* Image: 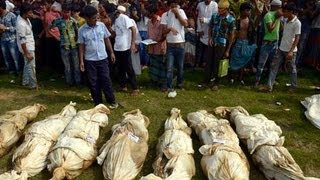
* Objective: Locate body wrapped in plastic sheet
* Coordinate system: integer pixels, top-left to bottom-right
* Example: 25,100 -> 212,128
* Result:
97,109 -> 149,180
187,110 -> 249,180
47,104 -> 110,180
215,106 -> 320,180
142,108 -> 195,180
0,104 -> 46,158
3,102 -> 77,180
301,94 -> 320,129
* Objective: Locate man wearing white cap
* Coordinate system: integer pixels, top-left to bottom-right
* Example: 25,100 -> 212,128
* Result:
255,0 -> 282,87
113,5 -> 140,96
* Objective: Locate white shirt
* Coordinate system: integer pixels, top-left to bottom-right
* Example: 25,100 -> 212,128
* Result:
196,1 -> 218,45
136,16 -> 149,32
16,15 -> 35,53
113,13 -> 134,51
279,16 -> 301,52
160,8 -> 188,43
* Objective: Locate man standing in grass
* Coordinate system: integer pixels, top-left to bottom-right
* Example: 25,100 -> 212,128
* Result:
161,0 -> 188,98
206,0 -> 236,90
51,3 -> 81,86
113,5 -> 140,96
229,2 -> 257,85
16,2 -> 37,89
266,3 -> 301,92
78,5 -> 118,109
255,0 -> 282,87
0,0 -> 21,75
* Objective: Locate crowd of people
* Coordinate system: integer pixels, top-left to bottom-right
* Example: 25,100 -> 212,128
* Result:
0,0 -> 319,106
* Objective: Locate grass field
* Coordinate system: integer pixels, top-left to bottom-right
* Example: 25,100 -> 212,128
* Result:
0,67 -> 319,180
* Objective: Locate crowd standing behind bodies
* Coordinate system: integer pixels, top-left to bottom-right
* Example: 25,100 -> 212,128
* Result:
0,0 -> 319,102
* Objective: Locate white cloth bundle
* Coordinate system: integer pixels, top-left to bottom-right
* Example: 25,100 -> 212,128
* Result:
0,104 -> 46,158
47,104 -> 110,180
301,94 -> 320,129
187,110 -> 249,180
215,106 -> 320,180
97,109 -> 149,180
9,102 -> 77,178
142,108 -> 195,180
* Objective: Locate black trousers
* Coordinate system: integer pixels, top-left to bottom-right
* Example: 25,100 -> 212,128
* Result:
204,43 -> 226,83
84,59 -> 116,106
115,50 -> 138,90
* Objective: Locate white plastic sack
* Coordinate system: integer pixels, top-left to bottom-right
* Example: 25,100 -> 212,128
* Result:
164,108 -> 192,135
230,110 -> 284,154
143,108 -> 195,180
252,145 -> 305,180
215,106 -> 320,180
97,109 -> 149,180
187,110 -> 249,180
47,104 -> 110,180
0,104 -> 46,157
301,94 -> 320,129
10,102 -> 77,178
0,170 -> 28,180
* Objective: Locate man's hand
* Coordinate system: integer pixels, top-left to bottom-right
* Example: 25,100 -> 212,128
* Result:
275,9 -> 283,18
110,53 -> 116,64
80,62 -> 85,72
171,7 -> 179,16
131,43 -> 137,53
198,31 -> 204,38
170,27 -> 178,35
208,38 -> 213,47
223,50 -> 230,58
199,17 -> 204,23
286,51 -> 294,61
0,24 -> 7,31
25,53 -> 34,62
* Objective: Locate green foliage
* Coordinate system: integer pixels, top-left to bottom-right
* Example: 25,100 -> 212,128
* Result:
0,67 -> 319,179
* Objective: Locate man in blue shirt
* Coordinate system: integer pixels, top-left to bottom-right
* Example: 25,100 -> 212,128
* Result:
78,5 -> 118,109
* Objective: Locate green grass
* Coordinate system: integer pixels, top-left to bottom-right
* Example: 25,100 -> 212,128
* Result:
0,67 -> 319,180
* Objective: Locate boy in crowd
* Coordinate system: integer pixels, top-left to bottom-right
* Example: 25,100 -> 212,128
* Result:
265,3 -> 301,92
51,3 -> 81,86
78,5 -> 118,108
71,4 -> 85,28
16,2 -> 37,89
229,2 -> 257,84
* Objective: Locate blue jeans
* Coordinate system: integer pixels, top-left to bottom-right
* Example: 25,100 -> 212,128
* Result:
139,31 -> 149,66
166,45 -> 185,91
60,48 -> 81,85
267,49 -> 297,90
255,41 -> 278,83
22,51 -> 37,88
0,39 -> 22,72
